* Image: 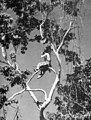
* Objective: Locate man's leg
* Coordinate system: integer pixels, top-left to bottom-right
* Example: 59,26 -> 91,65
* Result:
37,70 -> 45,79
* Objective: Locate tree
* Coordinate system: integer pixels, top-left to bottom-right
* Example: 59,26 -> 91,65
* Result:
0,0 -> 89,120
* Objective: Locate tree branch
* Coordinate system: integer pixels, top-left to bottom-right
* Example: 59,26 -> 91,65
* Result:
0,46 -> 22,74
26,84 -> 38,104
8,89 -> 25,101
49,67 -> 56,74
26,70 -> 39,84
8,84 -> 40,109
26,88 -> 47,101
39,72 -> 60,110
0,46 -> 7,60
57,21 -> 73,53
0,46 -> 12,66
40,11 -> 46,39
37,43 -> 62,110
51,43 -> 61,71
48,73 -> 59,102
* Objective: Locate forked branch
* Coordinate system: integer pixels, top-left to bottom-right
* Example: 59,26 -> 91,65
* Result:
8,85 -> 39,107
26,88 -> 47,101
51,43 -> 61,70
26,84 -> 38,104
39,72 -> 60,110
57,21 -> 73,53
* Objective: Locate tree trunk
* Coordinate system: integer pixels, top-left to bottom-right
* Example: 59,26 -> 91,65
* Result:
40,108 -> 47,120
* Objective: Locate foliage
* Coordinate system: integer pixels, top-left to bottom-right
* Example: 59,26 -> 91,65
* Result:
0,85 -> 8,109
50,58 -> 91,120
0,66 -> 31,88
0,0 -> 90,120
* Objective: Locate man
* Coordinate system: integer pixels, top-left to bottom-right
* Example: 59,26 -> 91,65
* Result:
35,49 -> 51,79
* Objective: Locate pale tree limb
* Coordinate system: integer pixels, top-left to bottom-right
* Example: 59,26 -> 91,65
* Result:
13,62 -> 22,74
49,67 -> 57,74
26,84 -> 38,104
26,88 -> 47,101
7,44 -> 61,112
40,10 -> 46,39
39,72 -> 60,110
0,46 -> 22,74
51,43 -> 61,70
8,89 -> 25,101
25,71 -> 60,111
8,84 -> 39,108
0,45 -> 7,61
55,52 -> 61,70
36,43 -> 62,110
0,46 -> 11,66
40,19 -> 45,39
57,21 -> 73,53
26,64 -> 56,84
51,43 -> 57,55
0,45 -> 10,65
47,73 -> 59,102
26,70 -> 40,84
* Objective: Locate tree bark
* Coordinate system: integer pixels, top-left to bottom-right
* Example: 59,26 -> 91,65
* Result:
40,108 -> 47,120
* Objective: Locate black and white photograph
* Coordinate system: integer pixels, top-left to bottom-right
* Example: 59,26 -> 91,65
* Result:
0,0 -> 91,120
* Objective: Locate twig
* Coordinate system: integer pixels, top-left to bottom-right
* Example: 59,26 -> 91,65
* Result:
13,106 -> 20,120
0,60 -> 9,65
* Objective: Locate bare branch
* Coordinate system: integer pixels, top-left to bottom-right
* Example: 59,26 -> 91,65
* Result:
51,43 -> 56,54
14,63 -> 22,74
57,21 -> 73,53
49,67 -> 56,74
26,84 -> 38,104
26,70 -> 39,84
8,89 -> 25,101
51,43 -> 61,70
37,44 -> 62,110
39,73 -> 60,110
0,45 -> 22,75
40,12 -> 46,39
26,88 -> 47,101
48,73 -> 59,101
8,84 -> 40,109
0,46 -> 7,60
40,20 -> 45,39
0,46 -> 12,66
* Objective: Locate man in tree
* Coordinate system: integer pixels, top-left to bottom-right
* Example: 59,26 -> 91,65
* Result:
35,46 -> 51,79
